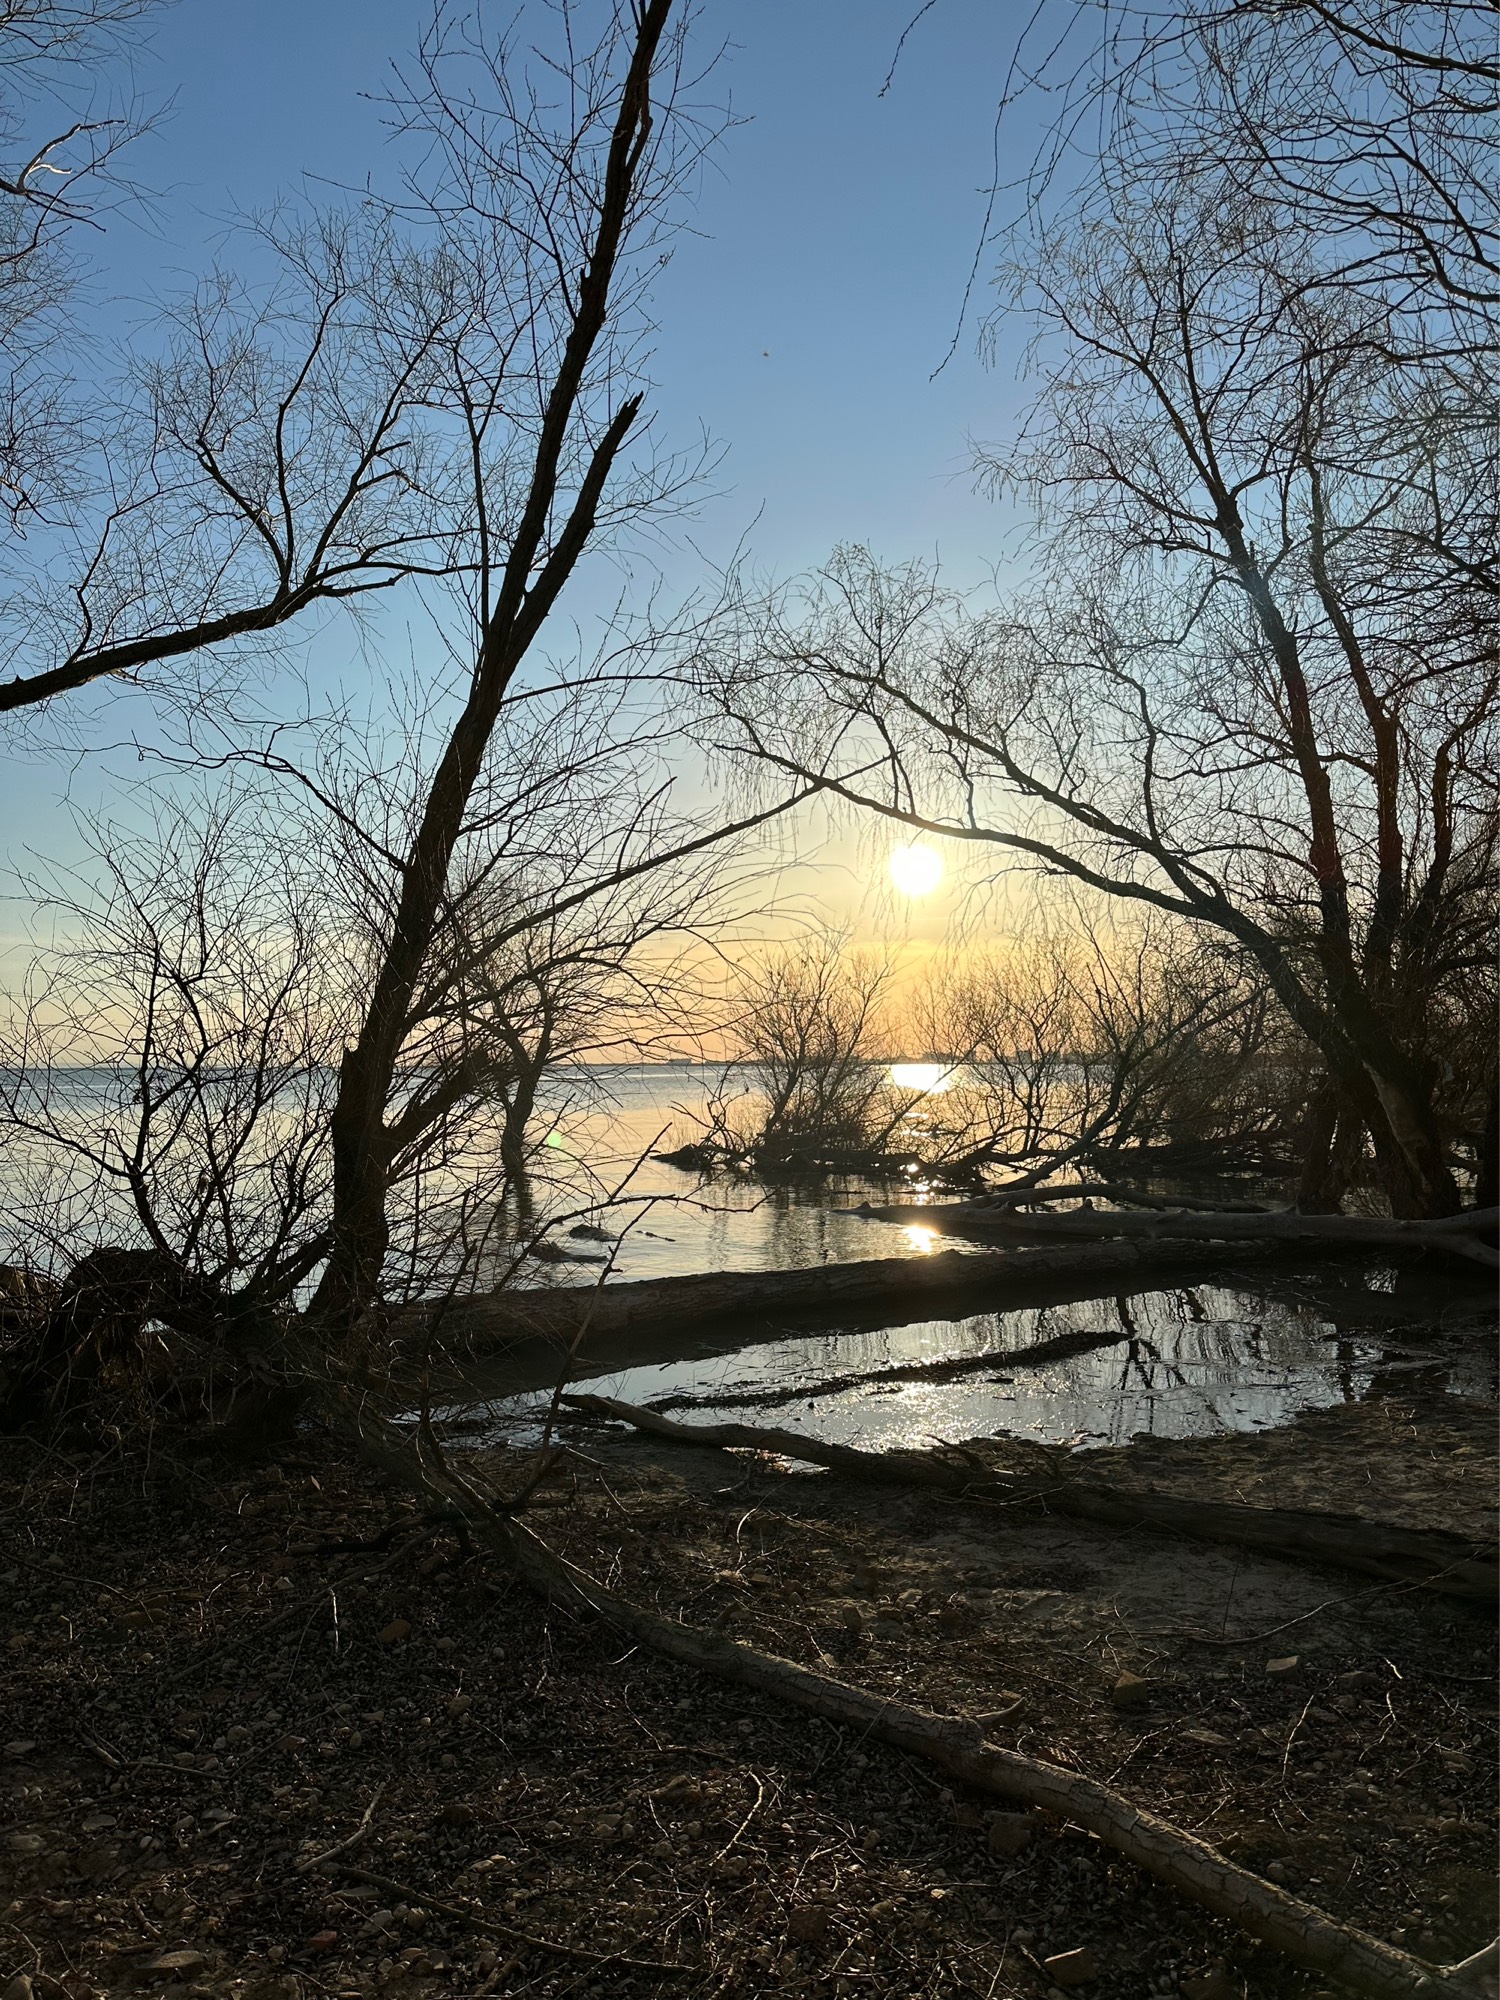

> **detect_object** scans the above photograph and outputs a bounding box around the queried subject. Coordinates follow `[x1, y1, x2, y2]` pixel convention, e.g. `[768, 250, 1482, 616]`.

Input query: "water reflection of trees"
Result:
[634, 1280, 1392, 1452]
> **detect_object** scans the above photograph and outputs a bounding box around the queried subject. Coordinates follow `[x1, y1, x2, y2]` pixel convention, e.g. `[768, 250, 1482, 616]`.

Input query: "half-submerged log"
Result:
[644, 1320, 1130, 1416]
[854, 1201, 1500, 1269]
[562, 1395, 1499, 1602]
[403, 1236, 1365, 1370]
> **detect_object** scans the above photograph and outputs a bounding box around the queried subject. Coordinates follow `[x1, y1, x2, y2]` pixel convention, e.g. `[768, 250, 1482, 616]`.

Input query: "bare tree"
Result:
[1, 2, 167, 539]
[970, 0, 1497, 322]
[698, 447, 1492, 1214]
[701, 0, 1496, 1218]
[725, 932, 893, 1170]
[0, 0, 821, 1427]
[301, 0, 823, 1332]
[914, 922, 1302, 1183]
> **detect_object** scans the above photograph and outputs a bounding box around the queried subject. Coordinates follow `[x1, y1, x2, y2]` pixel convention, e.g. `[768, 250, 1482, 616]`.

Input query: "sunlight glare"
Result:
[903, 1224, 939, 1255]
[889, 842, 943, 896]
[890, 1061, 951, 1093]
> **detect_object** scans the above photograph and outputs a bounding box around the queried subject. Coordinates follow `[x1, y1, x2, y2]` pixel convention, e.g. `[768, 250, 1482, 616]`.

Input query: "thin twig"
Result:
[294, 1781, 386, 1874]
[332, 1863, 689, 1974]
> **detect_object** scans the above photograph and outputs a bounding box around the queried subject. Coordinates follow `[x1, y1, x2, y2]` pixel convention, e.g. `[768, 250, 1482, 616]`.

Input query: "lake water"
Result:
[10, 1064, 1493, 1454]
[459, 1065, 1498, 1454]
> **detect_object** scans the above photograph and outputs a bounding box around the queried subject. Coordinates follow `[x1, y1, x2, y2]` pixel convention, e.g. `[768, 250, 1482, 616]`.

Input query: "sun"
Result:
[889, 842, 943, 897]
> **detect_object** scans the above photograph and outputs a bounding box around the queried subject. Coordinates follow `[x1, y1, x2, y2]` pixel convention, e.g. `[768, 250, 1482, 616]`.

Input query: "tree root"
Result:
[560, 1395, 1498, 1601]
[349, 1411, 1496, 2000]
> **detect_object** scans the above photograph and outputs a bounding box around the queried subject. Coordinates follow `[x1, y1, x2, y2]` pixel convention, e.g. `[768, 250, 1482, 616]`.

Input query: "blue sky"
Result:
[2, 0, 1040, 937]
[128, 0, 1028, 570]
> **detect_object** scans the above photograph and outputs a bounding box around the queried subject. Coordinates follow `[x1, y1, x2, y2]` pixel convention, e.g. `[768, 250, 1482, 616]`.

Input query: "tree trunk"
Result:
[1361, 1058, 1462, 1219]
[1296, 1079, 1362, 1214]
[500, 1069, 539, 1184]
[1475, 1088, 1499, 1212]
[306, 0, 676, 1336]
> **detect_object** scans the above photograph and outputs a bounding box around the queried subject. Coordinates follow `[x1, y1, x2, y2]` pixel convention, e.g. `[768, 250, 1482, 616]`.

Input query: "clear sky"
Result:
[123, 0, 1027, 573]
[1, 1, 1041, 951]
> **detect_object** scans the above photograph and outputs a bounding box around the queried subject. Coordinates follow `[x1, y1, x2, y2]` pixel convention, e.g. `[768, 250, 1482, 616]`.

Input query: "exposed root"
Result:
[352, 1411, 1496, 2000]
[560, 1395, 1499, 1600]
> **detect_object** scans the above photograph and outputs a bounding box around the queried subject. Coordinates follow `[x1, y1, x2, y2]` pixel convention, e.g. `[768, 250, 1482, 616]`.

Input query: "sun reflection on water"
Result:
[890, 1062, 952, 1092]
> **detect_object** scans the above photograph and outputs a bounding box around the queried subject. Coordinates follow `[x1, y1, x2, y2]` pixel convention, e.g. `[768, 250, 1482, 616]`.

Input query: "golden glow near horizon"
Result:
[888, 841, 943, 897]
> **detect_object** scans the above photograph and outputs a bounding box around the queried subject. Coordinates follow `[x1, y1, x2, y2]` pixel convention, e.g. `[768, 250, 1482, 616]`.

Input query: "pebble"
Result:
[1110, 1672, 1153, 1708]
[1265, 1655, 1300, 1677]
[986, 1814, 1032, 1857]
[142, 1951, 207, 1980]
[377, 1620, 411, 1645]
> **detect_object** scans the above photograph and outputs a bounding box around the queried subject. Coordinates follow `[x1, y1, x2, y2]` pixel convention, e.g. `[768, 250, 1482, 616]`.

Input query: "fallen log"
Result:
[853, 1183, 1278, 1214]
[402, 1235, 1397, 1369]
[352, 1413, 1494, 2000]
[854, 1202, 1500, 1269]
[562, 1394, 1499, 1601]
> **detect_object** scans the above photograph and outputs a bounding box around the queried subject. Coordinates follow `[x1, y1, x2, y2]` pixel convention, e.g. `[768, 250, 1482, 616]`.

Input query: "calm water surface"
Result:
[18, 1065, 1494, 1452]
[460, 1068, 1499, 1451]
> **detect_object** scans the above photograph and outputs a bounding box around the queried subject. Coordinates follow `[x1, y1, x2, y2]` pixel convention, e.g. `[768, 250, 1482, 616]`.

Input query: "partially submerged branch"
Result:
[854, 1201, 1500, 1269]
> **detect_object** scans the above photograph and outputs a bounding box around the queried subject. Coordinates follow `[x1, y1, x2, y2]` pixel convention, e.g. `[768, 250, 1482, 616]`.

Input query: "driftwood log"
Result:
[854, 1201, 1500, 1269]
[404, 1234, 1404, 1369]
[871, 1183, 1280, 1213]
[351, 1414, 1496, 2000]
[561, 1395, 1499, 1602]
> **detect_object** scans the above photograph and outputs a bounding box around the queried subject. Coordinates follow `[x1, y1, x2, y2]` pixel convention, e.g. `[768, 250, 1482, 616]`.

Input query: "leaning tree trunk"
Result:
[306, 0, 677, 1337]
[1362, 1060, 1461, 1219]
